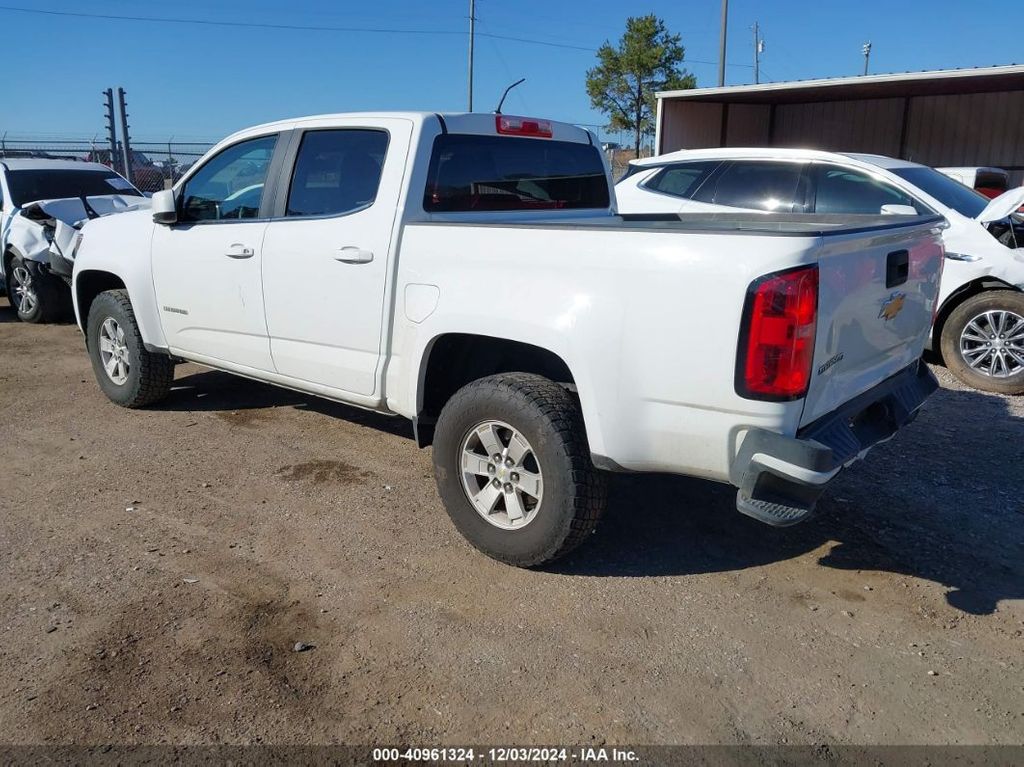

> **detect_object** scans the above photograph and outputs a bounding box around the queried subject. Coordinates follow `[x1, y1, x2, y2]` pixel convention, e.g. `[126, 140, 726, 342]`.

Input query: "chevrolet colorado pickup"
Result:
[71, 112, 944, 566]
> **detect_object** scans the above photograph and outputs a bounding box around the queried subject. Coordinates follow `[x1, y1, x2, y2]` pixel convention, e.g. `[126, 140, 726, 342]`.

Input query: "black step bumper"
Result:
[729, 361, 937, 526]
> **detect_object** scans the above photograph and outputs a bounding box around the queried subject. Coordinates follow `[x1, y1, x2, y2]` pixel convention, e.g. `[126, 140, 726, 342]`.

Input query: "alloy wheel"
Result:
[959, 309, 1024, 378]
[11, 265, 37, 316]
[98, 317, 131, 385]
[459, 420, 544, 530]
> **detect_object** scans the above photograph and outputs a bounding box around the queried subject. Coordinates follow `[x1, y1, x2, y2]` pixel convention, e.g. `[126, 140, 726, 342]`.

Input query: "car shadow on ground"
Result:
[0, 300, 19, 323]
[554, 381, 1024, 616]
[160, 367, 1021, 616]
[162, 368, 415, 439]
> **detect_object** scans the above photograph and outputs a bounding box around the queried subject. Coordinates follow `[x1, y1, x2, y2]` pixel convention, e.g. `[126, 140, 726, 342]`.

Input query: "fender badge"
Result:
[817, 352, 844, 375]
[878, 292, 906, 322]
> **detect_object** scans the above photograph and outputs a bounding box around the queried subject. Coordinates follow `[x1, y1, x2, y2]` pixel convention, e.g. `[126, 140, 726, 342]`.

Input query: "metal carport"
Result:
[655, 65, 1024, 181]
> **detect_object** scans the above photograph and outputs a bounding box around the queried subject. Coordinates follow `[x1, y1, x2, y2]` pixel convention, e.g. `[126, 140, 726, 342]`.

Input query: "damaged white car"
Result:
[1, 159, 147, 323]
[616, 148, 1024, 394]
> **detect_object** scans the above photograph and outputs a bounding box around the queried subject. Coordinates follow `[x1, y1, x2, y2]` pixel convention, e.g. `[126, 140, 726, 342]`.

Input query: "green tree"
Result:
[586, 15, 696, 156]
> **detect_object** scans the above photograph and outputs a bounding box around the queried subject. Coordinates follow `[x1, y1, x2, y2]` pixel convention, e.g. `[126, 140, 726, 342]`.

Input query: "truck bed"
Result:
[425, 212, 946, 237]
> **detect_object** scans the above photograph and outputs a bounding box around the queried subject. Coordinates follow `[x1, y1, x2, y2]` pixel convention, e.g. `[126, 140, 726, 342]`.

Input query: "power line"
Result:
[0, 4, 755, 66]
[0, 5, 466, 37]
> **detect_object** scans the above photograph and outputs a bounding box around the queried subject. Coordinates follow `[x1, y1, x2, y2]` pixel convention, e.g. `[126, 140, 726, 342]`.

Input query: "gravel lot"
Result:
[0, 297, 1021, 746]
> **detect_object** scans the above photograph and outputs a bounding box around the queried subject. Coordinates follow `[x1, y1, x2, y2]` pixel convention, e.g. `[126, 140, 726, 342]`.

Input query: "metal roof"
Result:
[656, 64, 1024, 104]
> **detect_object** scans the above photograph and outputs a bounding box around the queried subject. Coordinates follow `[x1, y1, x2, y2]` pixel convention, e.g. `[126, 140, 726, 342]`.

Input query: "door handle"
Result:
[334, 246, 374, 264]
[225, 243, 254, 259]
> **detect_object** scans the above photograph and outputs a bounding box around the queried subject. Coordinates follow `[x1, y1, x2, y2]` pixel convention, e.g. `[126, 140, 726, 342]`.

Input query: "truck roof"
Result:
[219, 112, 596, 149]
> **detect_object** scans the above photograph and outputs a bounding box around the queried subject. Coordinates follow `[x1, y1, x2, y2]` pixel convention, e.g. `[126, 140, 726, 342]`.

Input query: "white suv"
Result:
[617, 148, 1024, 394]
[0, 158, 145, 322]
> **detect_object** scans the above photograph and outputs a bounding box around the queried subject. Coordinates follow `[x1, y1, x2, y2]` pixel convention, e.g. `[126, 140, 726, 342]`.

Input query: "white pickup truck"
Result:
[71, 112, 944, 566]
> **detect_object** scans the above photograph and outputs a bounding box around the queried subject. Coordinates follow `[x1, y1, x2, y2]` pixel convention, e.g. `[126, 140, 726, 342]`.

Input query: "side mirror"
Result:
[880, 204, 918, 216]
[151, 189, 177, 225]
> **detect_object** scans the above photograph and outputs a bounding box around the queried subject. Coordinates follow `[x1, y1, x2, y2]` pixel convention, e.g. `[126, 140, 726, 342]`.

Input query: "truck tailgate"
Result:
[801, 221, 944, 427]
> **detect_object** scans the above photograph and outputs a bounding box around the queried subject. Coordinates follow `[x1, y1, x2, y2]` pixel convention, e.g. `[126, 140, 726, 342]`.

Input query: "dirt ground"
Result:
[0, 297, 1021, 747]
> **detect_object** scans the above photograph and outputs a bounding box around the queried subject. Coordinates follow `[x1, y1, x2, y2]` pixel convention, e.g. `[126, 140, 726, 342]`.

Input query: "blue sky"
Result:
[0, 0, 1012, 143]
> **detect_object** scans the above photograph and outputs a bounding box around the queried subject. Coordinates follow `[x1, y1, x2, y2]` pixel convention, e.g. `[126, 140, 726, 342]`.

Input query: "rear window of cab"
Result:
[424, 134, 610, 212]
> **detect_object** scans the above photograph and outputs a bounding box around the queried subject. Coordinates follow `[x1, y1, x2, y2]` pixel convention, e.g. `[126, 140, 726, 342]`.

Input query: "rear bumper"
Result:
[729, 361, 937, 526]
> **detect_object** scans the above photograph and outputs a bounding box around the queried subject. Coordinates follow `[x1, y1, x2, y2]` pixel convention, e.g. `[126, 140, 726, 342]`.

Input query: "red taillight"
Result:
[495, 115, 553, 138]
[737, 265, 819, 400]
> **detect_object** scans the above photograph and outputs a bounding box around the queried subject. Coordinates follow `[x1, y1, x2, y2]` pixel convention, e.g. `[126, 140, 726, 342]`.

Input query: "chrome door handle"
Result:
[225, 243, 254, 259]
[334, 246, 374, 264]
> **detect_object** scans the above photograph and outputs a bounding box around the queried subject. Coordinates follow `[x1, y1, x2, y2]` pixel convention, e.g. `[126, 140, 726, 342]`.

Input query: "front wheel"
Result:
[86, 289, 174, 407]
[940, 290, 1024, 394]
[432, 373, 607, 567]
[8, 257, 72, 323]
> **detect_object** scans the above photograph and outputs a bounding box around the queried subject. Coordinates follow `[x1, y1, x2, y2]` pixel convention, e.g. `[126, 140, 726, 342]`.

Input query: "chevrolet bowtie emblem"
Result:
[878, 292, 906, 322]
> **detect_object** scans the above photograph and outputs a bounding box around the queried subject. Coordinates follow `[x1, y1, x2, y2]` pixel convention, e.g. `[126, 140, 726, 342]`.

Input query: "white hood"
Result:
[977, 186, 1024, 223]
[22, 193, 150, 223]
[2, 193, 149, 265]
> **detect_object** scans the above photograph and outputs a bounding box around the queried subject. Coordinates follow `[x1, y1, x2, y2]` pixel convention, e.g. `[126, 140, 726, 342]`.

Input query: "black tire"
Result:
[86, 289, 174, 408]
[8, 256, 72, 324]
[940, 290, 1024, 395]
[432, 373, 607, 567]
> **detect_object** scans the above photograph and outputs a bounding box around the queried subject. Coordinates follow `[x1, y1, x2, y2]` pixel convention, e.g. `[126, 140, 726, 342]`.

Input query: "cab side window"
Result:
[692, 160, 808, 212]
[644, 161, 720, 199]
[812, 165, 924, 215]
[180, 135, 277, 222]
[285, 129, 389, 217]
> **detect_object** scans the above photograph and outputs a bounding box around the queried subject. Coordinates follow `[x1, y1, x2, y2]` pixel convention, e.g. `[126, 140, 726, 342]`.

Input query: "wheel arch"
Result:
[74, 270, 127, 343]
[414, 333, 580, 448]
[933, 276, 1020, 354]
[2, 246, 24, 295]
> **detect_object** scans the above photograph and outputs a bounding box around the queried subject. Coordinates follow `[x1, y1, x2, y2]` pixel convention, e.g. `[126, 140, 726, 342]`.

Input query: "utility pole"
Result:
[753, 22, 764, 85]
[862, 41, 872, 76]
[102, 88, 118, 172]
[717, 0, 728, 87]
[467, 0, 475, 111]
[117, 87, 134, 185]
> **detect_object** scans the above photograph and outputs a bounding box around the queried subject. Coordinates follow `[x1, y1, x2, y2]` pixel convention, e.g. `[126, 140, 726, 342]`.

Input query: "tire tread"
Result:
[88, 289, 174, 408]
[434, 373, 606, 566]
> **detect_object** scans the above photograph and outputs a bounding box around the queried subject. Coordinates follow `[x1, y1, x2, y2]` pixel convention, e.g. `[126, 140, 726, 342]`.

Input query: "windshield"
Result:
[6, 168, 142, 206]
[891, 166, 990, 218]
[424, 134, 610, 212]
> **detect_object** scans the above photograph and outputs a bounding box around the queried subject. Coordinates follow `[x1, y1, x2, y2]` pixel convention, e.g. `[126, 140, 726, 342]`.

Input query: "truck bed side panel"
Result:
[389, 217, 942, 482]
[390, 224, 819, 481]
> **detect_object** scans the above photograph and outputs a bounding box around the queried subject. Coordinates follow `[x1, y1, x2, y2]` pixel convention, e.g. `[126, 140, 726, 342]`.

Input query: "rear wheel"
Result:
[432, 373, 606, 567]
[86, 289, 174, 407]
[940, 290, 1024, 394]
[8, 257, 71, 323]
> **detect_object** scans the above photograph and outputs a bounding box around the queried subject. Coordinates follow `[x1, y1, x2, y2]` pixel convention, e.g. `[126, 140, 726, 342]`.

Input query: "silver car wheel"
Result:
[98, 317, 131, 385]
[960, 309, 1024, 379]
[459, 420, 544, 530]
[11, 265, 37, 315]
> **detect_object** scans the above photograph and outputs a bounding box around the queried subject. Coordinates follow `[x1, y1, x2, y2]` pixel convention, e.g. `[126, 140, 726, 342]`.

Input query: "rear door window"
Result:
[644, 161, 720, 199]
[812, 164, 924, 214]
[285, 129, 389, 217]
[692, 160, 808, 212]
[424, 134, 609, 212]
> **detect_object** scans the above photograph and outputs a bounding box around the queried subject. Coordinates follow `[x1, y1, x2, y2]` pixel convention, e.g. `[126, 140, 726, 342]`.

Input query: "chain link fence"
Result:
[605, 147, 655, 182]
[0, 138, 214, 192]
[3, 136, 651, 190]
